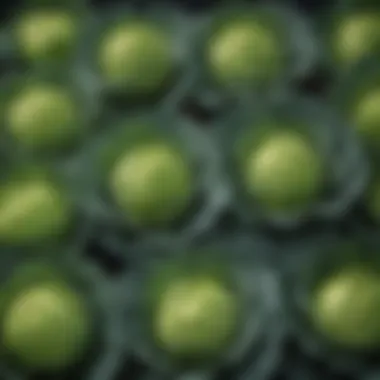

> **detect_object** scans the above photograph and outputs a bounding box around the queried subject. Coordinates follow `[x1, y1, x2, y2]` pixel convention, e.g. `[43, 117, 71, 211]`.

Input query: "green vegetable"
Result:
[153, 275, 240, 359]
[310, 265, 380, 349]
[242, 130, 324, 212]
[109, 143, 194, 227]
[2, 282, 91, 370]
[6, 84, 80, 151]
[97, 21, 174, 93]
[331, 12, 380, 67]
[352, 88, 380, 147]
[0, 177, 72, 244]
[206, 17, 284, 86]
[14, 10, 78, 62]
